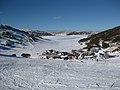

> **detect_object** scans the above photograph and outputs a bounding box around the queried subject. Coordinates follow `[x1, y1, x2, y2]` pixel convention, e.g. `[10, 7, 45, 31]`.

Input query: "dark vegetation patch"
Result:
[79, 26, 120, 50]
[67, 31, 91, 35]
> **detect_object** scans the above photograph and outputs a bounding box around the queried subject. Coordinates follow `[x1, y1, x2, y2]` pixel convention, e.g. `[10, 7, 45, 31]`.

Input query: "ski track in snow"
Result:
[0, 35, 120, 90]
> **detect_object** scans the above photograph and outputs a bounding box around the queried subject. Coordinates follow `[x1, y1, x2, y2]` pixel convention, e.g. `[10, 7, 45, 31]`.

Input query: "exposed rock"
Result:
[21, 53, 31, 58]
[66, 31, 92, 35]
[79, 26, 120, 50]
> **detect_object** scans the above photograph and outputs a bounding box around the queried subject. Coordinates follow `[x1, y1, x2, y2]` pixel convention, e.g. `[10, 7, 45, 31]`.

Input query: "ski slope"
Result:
[0, 57, 120, 90]
[0, 35, 120, 90]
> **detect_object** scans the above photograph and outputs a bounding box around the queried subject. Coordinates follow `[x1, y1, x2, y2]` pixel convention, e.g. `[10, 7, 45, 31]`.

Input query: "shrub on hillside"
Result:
[102, 42, 109, 49]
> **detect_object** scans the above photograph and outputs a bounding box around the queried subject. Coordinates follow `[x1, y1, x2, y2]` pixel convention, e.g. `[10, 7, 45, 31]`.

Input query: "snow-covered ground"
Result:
[33, 35, 87, 54]
[0, 35, 87, 58]
[0, 35, 120, 90]
[0, 56, 120, 90]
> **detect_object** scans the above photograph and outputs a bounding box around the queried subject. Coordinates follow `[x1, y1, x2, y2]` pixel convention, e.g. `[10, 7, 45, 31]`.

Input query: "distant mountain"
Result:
[66, 31, 93, 35]
[51, 31, 69, 35]
[0, 24, 53, 50]
[78, 26, 120, 50]
[28, 30, 54, 36]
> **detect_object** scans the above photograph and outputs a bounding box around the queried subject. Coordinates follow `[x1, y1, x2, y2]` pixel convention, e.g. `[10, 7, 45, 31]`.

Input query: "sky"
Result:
[0, 0, 120, 31]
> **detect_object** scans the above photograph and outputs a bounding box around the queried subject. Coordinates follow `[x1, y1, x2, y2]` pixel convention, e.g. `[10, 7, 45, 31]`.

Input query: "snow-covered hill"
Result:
[0, 24, 54, 56]
[0, 33, 87, 58]
[1, 24, 120, 90]
[0, 24, 41, 48]
[79, 26, 120, 51]
[0, 55, 120, 90]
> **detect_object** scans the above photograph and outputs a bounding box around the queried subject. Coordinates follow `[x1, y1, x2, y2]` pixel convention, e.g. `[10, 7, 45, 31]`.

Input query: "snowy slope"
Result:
[1, 25, 120, 90]
[0, 24, 55, 58]
[0, 24, 53, 52]
[0, 25, 34, 51]
[0, 34, 120, 90]
[0, 56, 120, 90]
[33, 35, 87, 54]
[0, 34, 87, 58]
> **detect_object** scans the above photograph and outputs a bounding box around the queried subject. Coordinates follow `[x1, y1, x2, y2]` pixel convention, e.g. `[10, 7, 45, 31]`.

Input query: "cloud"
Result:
[53, 16, 61, 20]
